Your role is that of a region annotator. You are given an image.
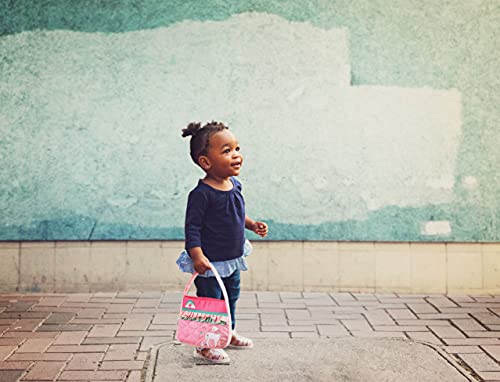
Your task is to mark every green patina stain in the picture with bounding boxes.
[1,1,499,241]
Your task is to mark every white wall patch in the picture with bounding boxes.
[422,221,452,236]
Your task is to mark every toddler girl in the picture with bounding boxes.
[176,121,268,364]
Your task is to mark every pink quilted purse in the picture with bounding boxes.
[176,264,232,349]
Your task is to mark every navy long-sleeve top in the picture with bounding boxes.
[184,177,246,262]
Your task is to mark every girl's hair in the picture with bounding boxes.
[182,121,229,165]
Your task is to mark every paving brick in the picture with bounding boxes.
[47,345,108,353]
[0,370,24,382]
[476,371,500,380]
[261,326,316,332]
[417,313,469,320]
[103,345,138,361]
[451,318,486,332]
[65,294,92,303]
[304,299,336,307]
[443,338,500,346]
[0,338,22,346]
[260,317,287,326]
[481,345,500,362]
[458,353,500,372]
[9,319,43,332]
[66,353,103,370]
[3,331,58,338]
[439,307,489,314]
[258,303,306,309]
[37,297,66,307]
[117,330,173,337]
[317,325,350,337]
[8,353,71,361]
[395,319,450,326]
[363,310,394,326]
[71,318,124,325]
[77,309,106,319]
[235,320,260,332]
[352,293,378,301]
[0,361,32,369]
[472,312,500,326]
[0,312,49,319]
[330,306,366,314]
[99,360,144,370]
[83,337,141,345]
[107,305,134,314]
[387,309,417,320]
[139,337,172,352]
[429,325,466,338]
[58,370,128,380]
[0,319,17,325]
[443,346,483,354]
[449,295,476,304]
[465,331,500,338]
[341,320,372,332]
[373,326,428,332]
[147,324,177,331]
[0,346,18,363]
[43,313,75,325]
[285,309,312,320]
[135,299,161,308]
[121,318,150,331]
[426,297,458,308]
[407,303,438,314]
[151,314,178,325]
[256,292,281,303]
[280,292,303,299]
[37,324,92,332]
[237,331,290,339]
[53,331,88,345]
[5,302,35,313]
[23,361,65,380]
[17,338,54,353]
[88,325,121,338]
[351,331,406,339]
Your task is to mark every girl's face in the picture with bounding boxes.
[201,130,243,178]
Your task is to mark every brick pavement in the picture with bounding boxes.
[0,292,499,381]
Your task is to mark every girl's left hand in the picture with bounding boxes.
[252,221,268,237]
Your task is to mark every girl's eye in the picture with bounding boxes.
[223,149,230,154]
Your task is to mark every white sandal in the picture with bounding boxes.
[229,332,254,349]
[193,347,231,364]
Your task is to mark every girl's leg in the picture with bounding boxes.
[223,270,253,348]
[194,276,222,300]
[223,270,241,330]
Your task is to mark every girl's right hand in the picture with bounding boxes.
[193,255,212,275]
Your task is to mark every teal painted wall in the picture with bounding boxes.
[1,1,499,241]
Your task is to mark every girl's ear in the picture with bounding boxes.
[198,156,211,171]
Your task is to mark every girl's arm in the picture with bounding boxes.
[185,191,211,274]
[245,215,268,237]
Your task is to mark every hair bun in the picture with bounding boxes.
[181,122,202,137]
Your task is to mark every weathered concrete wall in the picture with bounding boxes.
[1,1,499,241]
[1,241,499,294]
